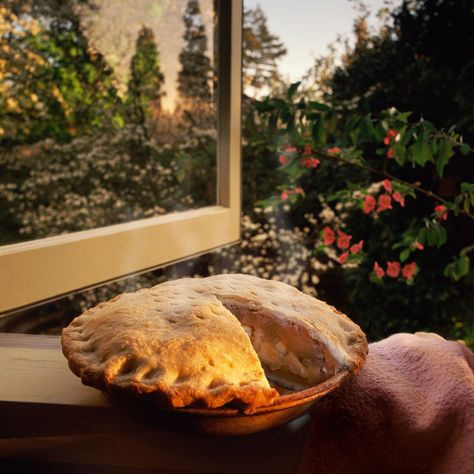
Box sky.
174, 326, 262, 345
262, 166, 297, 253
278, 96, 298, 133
80, 0, 214, 111
81, 0, 393, 111
245, 0, 391, 82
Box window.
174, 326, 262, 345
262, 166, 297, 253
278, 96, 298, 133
0, 0, 242, 313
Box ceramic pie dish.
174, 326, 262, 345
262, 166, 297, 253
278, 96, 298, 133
61, 274, 367, 434
106, 368, 351, 435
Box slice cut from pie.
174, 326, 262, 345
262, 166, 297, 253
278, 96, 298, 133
61, 274, 368, 412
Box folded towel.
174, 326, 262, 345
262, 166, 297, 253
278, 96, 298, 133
299, 333, 474, 474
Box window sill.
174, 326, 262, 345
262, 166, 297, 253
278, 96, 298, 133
0, 333, 309, 472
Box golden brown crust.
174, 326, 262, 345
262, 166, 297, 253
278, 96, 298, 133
61, 274, 367, 412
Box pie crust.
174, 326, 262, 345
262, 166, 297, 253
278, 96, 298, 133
61, 274, 368, 412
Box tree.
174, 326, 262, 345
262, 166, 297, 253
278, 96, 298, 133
327, 0, 474, 139
255, 82, 474, 346
242, 5, 287, 98
0, 0, 124, 147
127, 27, 165, 138
177, 0, 213, 108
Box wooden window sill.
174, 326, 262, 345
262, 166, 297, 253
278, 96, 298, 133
0, 333, 309, 473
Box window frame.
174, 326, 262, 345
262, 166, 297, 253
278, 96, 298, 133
0, 0, 242, 314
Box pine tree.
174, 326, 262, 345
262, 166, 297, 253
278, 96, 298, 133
0, 0, 124, 146
177, 0, 212, 108
243, 6, 287, 96
127, 27, 165, 136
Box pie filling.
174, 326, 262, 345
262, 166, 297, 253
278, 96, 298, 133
237, 313, 340, 391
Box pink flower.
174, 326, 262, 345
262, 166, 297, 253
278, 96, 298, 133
294, 187, 304, 194
284, 146, 297, 154
327, 147, 342, 155
338, 252, 349, 264
323, 226, 335, 245
386, 148, 394, 159
363, 195, 376, 214
337, 231, 352, 249
415, 242, 424, 250
373, 261, 385, 278
402, 262, 417, 280
281, 191, 289, 201
279, 155, 289, 166
350, 240, 364, 254
393, 191, 405, 207
384, 129, 398, 145
378, 194, 393, 212
434, 204, 448, 221
301, 157, 320, 168
303, 144, 313, 155
386, 261, 401, 278
383, 179, 392, 194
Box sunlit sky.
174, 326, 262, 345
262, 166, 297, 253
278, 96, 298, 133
245, 0, 392, 82
82, 0, 394, 111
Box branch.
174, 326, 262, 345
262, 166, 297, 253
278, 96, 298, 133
317, 150, 474, 220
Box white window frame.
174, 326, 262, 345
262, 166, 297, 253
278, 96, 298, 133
0, 0, 242, 314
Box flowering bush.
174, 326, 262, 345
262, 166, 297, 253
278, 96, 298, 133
255, 83, 474, 344
0, 123, 216, 243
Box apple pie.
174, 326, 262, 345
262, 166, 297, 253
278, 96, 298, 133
61, 274, 368, 413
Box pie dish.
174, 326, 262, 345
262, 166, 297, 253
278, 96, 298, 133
62, 274, 368, 415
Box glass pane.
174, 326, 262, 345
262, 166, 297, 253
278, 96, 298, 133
0, 0, 218, 245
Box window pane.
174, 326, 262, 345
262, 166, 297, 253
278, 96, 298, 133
0, 0, 218, 245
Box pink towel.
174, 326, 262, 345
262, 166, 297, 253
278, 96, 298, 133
299, 333, 474, 474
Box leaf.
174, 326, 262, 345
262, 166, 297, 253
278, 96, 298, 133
287, 81, 301, 100
312, 115, 327, 145
458, 255, 470, 275
326, 111, 338, 134
360, 115, 374, 141
373, 122, 386, 142
460, 143, 471, 156
113, 113, 125, 128
417, 228, 427, 245
420, 120, 436, 134
400, 248, 411, 262
271, 98, 289, 111
436, 140, 454, 177
460, 244, 474, 257
426, 226, 437, 246
436, 225, 447, 247
308, 101, 331, 112
256, 101, 274, 112
444, 255, 471, 281
296, 97, 306, 109
400, 127, 415, 147
393, 142, 406, 166
176, 168, 186, 183
410, 138, 432, 166
396, 111, 412, 123
281, 109, 293, 125
284, 159, 304, 180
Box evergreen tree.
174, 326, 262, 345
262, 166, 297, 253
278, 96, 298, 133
243, 6, 287, 97
127, 27, 165, 136
327, 0, 474, 138
0, 0, 124, 147
177, 0, 212, 108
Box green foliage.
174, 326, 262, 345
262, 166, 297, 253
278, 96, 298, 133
328, 0, 474, 139
254, 81, 474, 345
0, 1, 217, 245
243, 5, 287, 95
127, 27, 165, 137
444, 245, 474, 281
177, 0, 212, 105
0, 3, 124, 147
